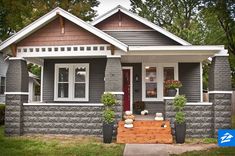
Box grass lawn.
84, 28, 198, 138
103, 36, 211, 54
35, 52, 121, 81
232, 115, 235, 129
0, 126, 124, 156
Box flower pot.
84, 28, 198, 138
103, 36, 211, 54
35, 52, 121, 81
168, 88, 177, 96
103, 122, 114, 143
175, 122, 186, 144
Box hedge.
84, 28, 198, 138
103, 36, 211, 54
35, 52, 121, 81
0, 104, 5, 125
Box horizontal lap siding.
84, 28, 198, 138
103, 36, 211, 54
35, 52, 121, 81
43, 58, 106, 103
17, 17, 107, 46
96, 12, 151, 30
106, 31, 179, 46
179, 63, 201, 102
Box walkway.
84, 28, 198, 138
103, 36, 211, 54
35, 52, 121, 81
123, 143, 217, 156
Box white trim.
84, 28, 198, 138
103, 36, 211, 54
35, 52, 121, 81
54, 63, 89, 101
213, 49, 229, 57
102, 29, 154, 32
0, 7, 128, 52
200, 62, 203, 102
23, 103, 104, 106
186, 102, 213, 106
5, 92, 29, 95
104, 92, 124, 95
214, 54, 229, 57
40, 65, 44, 102
142, 63, 178, 101
129, 45, 225, 51
92, 5, 191, 45
106, 55, 121, 58
9, 57, 25, 60
208, 91, 233, 94
122, 67, 133, 113
163, 97, 175, 100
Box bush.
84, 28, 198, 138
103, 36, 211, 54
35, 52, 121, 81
173, 95, 187, 124
173, 95, 186, 111
102, 108, 115, 124
0, 104, 5, 125
101, 93, 116, 107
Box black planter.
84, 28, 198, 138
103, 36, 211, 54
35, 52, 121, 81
168, 88, 177, 97
175, 122, 186, 144
103, 122, 114, 143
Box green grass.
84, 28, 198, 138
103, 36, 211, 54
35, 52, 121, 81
171, 147, 235, 156
0, 126, 124, 156
185, 138, 217, 144
232, 115, 235, 129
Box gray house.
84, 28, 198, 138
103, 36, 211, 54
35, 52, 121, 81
0, 52, 8, 103
0, 6, 232, 139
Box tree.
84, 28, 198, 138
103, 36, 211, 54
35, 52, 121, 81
0, 0, 100, 41
130, 0, 205, 44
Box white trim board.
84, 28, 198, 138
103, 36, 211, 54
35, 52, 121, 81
208, 91, 233, 94
104, 92, 124, 95
5, 92, 29, 95
0, 7, 128, 52
23, 103, 104, 106
122, 67, 133, 113
92, 5, 191, 45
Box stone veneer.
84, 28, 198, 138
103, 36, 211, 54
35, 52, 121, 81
22, 97, 122, 136
165, 99, 214, 138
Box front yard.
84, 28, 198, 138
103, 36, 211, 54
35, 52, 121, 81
0, 126, 124, 156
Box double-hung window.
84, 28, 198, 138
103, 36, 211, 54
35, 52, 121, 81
142, 63, 178, 101
54, 64, 89, 101
0, 77, 6, 95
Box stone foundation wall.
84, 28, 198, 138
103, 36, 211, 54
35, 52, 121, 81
165, 99, 214, 138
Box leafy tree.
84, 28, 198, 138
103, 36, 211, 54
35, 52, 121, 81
0, 0, 100, 41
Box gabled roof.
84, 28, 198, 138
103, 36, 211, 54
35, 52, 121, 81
91, 5, 191, 46
0, 7, 128, 52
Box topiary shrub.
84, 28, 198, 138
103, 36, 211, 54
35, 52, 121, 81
103, 108, 115, 124
101, 93, 117, 107
173, 95, 187, 124
0, 104, 5, 125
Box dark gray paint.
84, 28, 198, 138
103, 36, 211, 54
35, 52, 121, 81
43, 58, 106, 103
0, 53, 9, 103
105, 31, 180, 46
179, 63, 200, 102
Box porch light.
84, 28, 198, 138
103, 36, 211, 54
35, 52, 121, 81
145, 66, 150, 69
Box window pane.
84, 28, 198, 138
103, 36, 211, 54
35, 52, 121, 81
163, 67, 174, 96
75, 83, 85, 98
145, 66, 156, 82
0, 77, 5, 94
58, 68, 69, 82
75, 67, 86, 82
146, 83, 157, 98
58, 83, 68, 98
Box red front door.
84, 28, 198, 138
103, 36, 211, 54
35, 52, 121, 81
123, 69, 131, 112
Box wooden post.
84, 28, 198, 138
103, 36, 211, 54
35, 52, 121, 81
10, 44, 17, 57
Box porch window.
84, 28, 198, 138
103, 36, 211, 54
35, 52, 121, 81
142, 63, 178, 101
0, 77, 6, 94
54, 64, 89, 101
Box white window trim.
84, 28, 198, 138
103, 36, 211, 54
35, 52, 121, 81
142, 63, 178, 101
54, 63, 89, 101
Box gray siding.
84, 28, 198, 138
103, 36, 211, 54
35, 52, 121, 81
179, 63, 201, 102
43, 58, 106, 103
105, 31, 180, 46
0, 53, 9, 103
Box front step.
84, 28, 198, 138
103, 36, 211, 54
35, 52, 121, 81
117, 120, 173, 144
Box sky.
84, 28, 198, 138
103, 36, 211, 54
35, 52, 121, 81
95, 0, 131, 16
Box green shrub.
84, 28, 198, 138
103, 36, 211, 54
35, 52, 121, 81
173, 95, 186, 111
173, 95, 187, 124
0, 104, 5, 125
101, 93, 116, 107
102, 108, 115, 124
175, 111, 185, 124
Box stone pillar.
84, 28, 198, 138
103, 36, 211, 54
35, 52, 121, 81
209, 54, 232, 137
105, 57, 123, 135
5, 58, 29, 136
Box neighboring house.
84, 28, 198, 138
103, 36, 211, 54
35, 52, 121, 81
0, 6, 232, 138
0, 53, 39, 103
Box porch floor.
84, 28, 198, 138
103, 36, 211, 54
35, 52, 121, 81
117, 120, 173, 144
135, 114, 155, 120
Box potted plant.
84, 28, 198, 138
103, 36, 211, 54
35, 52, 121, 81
173, 95, 187, 144
101, 93, 117, 143
133, 101, 145, 114
164, 80, 182, 96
